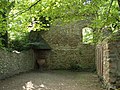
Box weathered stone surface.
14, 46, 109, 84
96, 37, 120, 89
40, 21, 95, 71
47, 46, 95, 70
0, 49, 35, 80
42, 21, 83, 49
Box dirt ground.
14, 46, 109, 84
0, 70, 104, 90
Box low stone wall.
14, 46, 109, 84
47, 44, 95, 71
0, 49, 35, 79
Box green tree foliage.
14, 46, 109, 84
0, 0, 120, 47
0, 0, 14, 47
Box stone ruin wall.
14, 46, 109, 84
96, 41, 120, 89
0, 49, 35, 80
42, 21, 95, 71
0, 20, 95, 79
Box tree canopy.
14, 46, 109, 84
0, 0, 120, 47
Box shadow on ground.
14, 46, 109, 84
0, 70, 104, 90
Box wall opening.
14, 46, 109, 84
82, 27, 93, 44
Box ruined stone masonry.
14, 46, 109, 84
0, 49, 35, 79
41, 21, 95, 70
96, 34, 120, 89
0, 20, 95, 80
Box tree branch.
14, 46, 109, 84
27, 0, 41, 11
107, 0, 113, 18
11, 0, 41, 18
101, 0, 114, 29
118, 0, 120, 8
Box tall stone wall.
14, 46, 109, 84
107, 41, 120, 88
0, 49, 35, 80
41, 21, 95, 71
47, 45, 95, 70
96, 41, 120, 89
42, 21, 83, 49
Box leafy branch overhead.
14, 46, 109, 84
11, 0, 42, 18
0, 0, 120, 46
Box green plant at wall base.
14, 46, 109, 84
69, 60, 92, 72
0, 0, 120, 48
69, 63, 96, 72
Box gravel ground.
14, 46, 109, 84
0, 70, 104, 90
